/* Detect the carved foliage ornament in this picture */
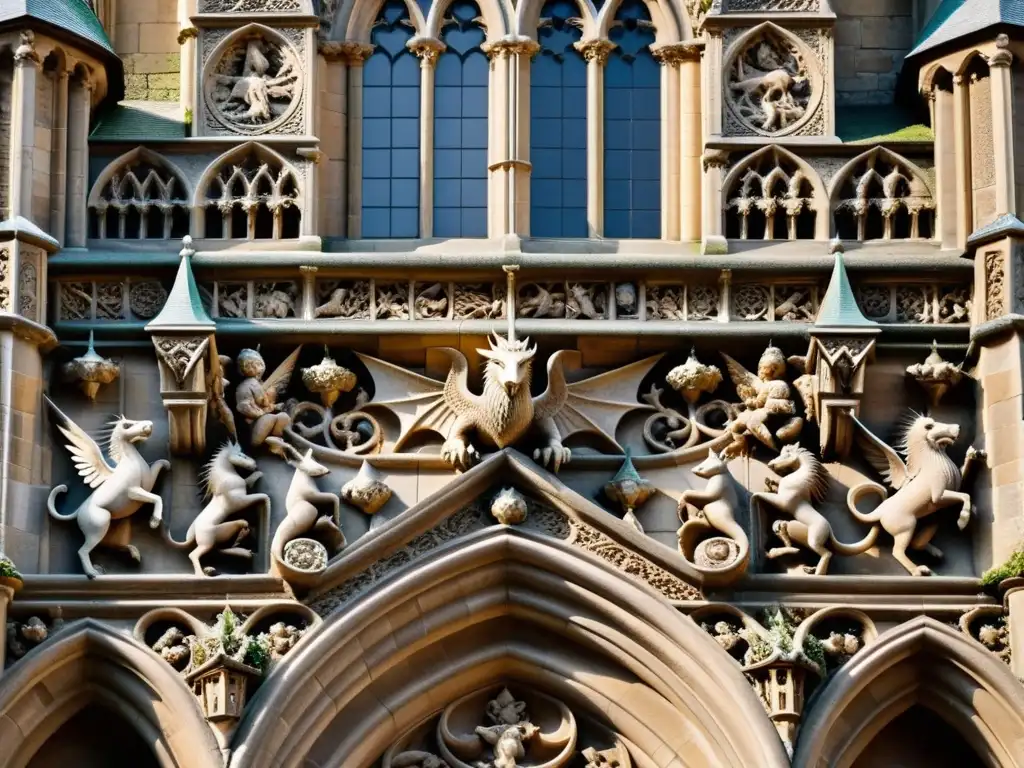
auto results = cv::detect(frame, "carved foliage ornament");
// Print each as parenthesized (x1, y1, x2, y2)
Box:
(725, 24, 820, 137)
(205, 29, 303, 135)
(200, 0, 304, 11)
(154, 336, 210, 386)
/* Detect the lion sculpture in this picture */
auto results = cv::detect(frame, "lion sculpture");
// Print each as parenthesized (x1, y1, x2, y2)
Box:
(847, 414, 985, 576)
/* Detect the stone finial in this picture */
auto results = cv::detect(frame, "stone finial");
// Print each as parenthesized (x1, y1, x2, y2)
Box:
(905, 340, 963, 408)
(490, 487, 528, 525)
(179, 234, 196, 259)
(666, 349, 723, 405)
(604, 450, 655, 533)
(828, 236, 844, 255)
(302, 349, 356, 408)
(991, 33, 1013, 67)
(62, 332, 121, 400)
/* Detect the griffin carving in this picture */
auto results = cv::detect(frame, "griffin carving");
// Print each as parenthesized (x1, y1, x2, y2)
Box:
(357, 332, 659, 471)
(45, 398, 170, 578)
(847, 414, 985, 576)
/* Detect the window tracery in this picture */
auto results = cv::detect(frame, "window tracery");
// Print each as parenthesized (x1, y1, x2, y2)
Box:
(201, 147, 301, 239)
(833, 149, 935, 241)
(725, 148, 816, 240)
(88, 152, 190, 240)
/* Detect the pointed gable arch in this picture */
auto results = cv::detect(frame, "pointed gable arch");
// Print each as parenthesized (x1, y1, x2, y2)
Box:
(596, 0, 684, 44)
(0, 619, 220, 768)
(515, 0, 599, 40)
(793, 616, 1024, 768)
(334, 0, 428, 45)
(425, 0, 512, 43)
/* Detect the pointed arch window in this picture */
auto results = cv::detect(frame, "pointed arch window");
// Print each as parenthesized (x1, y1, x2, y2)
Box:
(530, 0, 587, 237)
(433, 0, 489, 237)
(362, 0, 420, 238)
(603, 0, 660, 239)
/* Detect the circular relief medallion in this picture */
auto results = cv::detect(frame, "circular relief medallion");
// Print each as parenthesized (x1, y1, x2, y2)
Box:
(283, 538, 328, 572)
(205, 32, 303, 135)
(725, 26, 821, 137)
(694, 536, 742, 570)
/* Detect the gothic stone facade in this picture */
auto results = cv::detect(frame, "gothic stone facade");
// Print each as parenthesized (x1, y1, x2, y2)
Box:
(1, 0, 1024, 766)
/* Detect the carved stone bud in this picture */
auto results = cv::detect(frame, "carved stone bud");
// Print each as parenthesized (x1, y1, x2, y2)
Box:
(62, 333, 121, 400)
(341, 461, 392, 515)
(302, 351, 357, 408)
(906, 340, 963, 408)
(491, 487, 528, 525)
(666, 349, 723, 405)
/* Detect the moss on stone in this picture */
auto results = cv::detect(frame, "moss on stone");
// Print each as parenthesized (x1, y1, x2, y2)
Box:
(0, 553, 21, 581)
(981, 546, 1024, 586)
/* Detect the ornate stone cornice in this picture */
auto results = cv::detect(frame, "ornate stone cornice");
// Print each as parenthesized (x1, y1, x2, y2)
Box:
(574, 39, 616, 65)
(652, 41, 704, 65)
(177, 27, 198, 45)
(407, 37, 446, 67)
(483, 38, 540, 60)
(14, 30, 39, 66)
(318, 40, 375, 65)
(990, 33, 1013, 68)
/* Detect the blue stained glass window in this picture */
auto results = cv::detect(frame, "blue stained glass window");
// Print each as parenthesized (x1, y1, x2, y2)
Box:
(603, 0, 660, 238)
(362, 0, 420, 238)
(433, 0, 488, 238)
(530, 0, 587, 237)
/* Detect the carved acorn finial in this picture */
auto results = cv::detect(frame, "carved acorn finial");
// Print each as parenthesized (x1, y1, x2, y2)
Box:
(301, 349, 356, 408)
(341, 461, 392, 516)
(62, 332, 121, 401)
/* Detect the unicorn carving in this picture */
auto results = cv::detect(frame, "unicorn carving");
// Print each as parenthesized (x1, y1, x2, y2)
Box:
(46, 398, 170, 578)
(356, 327, 659, 472)
(160, 442, 269, 576)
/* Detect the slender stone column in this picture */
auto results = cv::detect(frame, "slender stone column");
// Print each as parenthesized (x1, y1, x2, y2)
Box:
(50, 70, 69, 244)
(988, 34, 1015, 216)
(65, 75, 92, 246)
(576, 40, 615, 238)
(701, 149, 729, 254)
(410, 39, 444, 239)
(678, 43, 703, 242)
(343, 43, 374, 240)
(178, 27, 198, 128)
(317, 42, 350, 237)
(952, 73, 973, 247)
(9, 31, 39, 220)
(653, 46, 680, 241)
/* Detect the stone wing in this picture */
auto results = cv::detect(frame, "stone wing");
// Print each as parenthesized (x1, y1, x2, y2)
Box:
(721, 354, 762, 403)
(535, 351, 660, 452)
(850, 413, 910, 489)
(45, 396, 115, 489)
(264, 345, 303, 403)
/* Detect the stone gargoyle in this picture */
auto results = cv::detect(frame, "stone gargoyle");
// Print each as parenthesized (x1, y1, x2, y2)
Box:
(160, 442, 269, 576)
(46, 398, 170, 578)
(356, 330, 659, 471)
(847, 414, 985, 576)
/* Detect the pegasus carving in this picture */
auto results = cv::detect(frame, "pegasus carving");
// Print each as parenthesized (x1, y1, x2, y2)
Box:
(46, 398, 170, 578)
(357, 333, 659, 471)
(847, 414, 985, 576)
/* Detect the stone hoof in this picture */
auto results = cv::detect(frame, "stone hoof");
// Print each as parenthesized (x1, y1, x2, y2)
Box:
(203, 566, 218, 577)
(915, 565, 932, 576)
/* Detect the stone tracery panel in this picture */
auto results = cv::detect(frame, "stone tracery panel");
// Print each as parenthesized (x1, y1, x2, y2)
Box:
(199, 144, 302, 239)
(724, 146, 819, 240)
(832, 148, 935, 241)
(87, 150, 191, 240)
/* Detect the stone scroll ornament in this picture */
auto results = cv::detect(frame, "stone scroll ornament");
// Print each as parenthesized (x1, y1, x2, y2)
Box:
(356, 269, 659, 472)
(847, 414, 985, 576)
(160, 442, 269, 576)
(751, 444, 879, 576)
(205, 31, 302, 135)
(45, 398, 170, 578)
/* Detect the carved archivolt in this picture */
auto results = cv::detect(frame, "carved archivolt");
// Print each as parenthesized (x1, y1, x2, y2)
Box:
(724, 23, 822, 137)
(724, 146, 823, 240)
(203, 25, 304, 136)
(831, 148, 935, 241)
(87, 148, 191, 240)
(198, 143, 302, 239)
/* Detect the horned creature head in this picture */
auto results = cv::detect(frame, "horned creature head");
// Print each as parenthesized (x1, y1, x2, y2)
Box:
(478, 332, 537, 399)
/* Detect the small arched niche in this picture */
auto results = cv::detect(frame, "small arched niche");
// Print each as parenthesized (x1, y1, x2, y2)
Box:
(26, 704, 160, 768)
(724, 145, 822, 240)
(88, 148, 191, 240)
(850, 706, 983, 768)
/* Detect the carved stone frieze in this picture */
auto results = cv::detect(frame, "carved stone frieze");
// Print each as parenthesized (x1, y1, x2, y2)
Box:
(985, 250, 1005, 320)
(454, 283, 505, 320)
(414, 282, 450, 320)
(316, 280, 371, 319)
(0, 247, 11, 312)
(374, 282, 410, 320)
(853, 283, 972, 325)
(646, 283, 720, 321)
(17, 259, 35, 321)
(254, 281, 299, 319)
(725, 0, 819, 9)
(199, 0, 304, 11)
(129, 280, 168, 319)
(96, 281, 125, 320)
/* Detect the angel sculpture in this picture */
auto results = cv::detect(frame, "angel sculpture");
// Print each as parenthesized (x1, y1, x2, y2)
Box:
(356, 328, 659, 472)
(721, 346, 804, 457)
(846, 413, 985, 576)
(235, 346, 301, 454)
(45, 398, 170, 578)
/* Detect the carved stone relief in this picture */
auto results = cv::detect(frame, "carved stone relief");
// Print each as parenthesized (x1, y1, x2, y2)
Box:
(985, 250, 1005, 320)
(726, 0, 819, 9)
(316, 280, 371, 319)
(200, 0, 304, 11)
(254, 281, 299, 319)
(375, 283, 410, 320)
(128, 280, 168, 319)
(854, 282, 971, 325)
(204, 30, 303, 136)
(17, 254, 36, 321)
(646, 283, 720, 320)
(454, 282, 506, 320)
(0, 247, 10, 312)
(414, 282, 450, 320)
(833, 150, 936, 240)
(724, 148, 817, 240)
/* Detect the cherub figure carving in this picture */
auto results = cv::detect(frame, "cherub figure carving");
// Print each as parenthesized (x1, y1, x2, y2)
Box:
(474, 689, 538, 768)
(235, 346, 301, 453)
(358, 327, 658, 472)
(45, 399, 170, 578)
(847, 414, 985, 576)
(722, 346, 803, 456)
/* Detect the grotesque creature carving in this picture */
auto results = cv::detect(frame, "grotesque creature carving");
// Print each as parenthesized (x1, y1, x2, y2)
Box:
(269, 438, 345, 576)
(160, 443, 269, 576)
(235, 346, 301, 453)
(46, 399, 170, 578)
(677, 449, 750, 574)
(728, 29, 810, 134)
(358, 332, 658, 472)
(207, 35, 301, 132)
(722, 346, 803, 457)
(752, 444, 879, 576)
(473, 689, 540, 768)
(847, 415, 985, 576)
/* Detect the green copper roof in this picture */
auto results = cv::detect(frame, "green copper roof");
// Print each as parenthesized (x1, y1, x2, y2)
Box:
(815, 252, 878, 329)
(146, 247, 214, 332)
(0, 0, 113, 54)
(910, 0, 1024, 58)
(91, 101, 186, 141)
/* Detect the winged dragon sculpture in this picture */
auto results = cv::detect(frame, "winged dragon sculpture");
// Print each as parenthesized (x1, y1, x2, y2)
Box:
(356, 332, 660, 471)
(45, 398, 170, 578)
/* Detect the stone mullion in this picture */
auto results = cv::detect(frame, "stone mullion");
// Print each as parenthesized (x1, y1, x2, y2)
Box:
(653, 48, 680, 241)
(988, 35, 1016, 216)
(701, 149, 728, 254)
(410, 40, 444, 240)
(343, 43, 374, 240)
(51, 70, 69, 244)
(678, 43, 703, 242)
(952, 73, 973, 247)
(9, 32, 39, 221)
(576, 40, 615, 238)
(66, 76, 92, 246)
